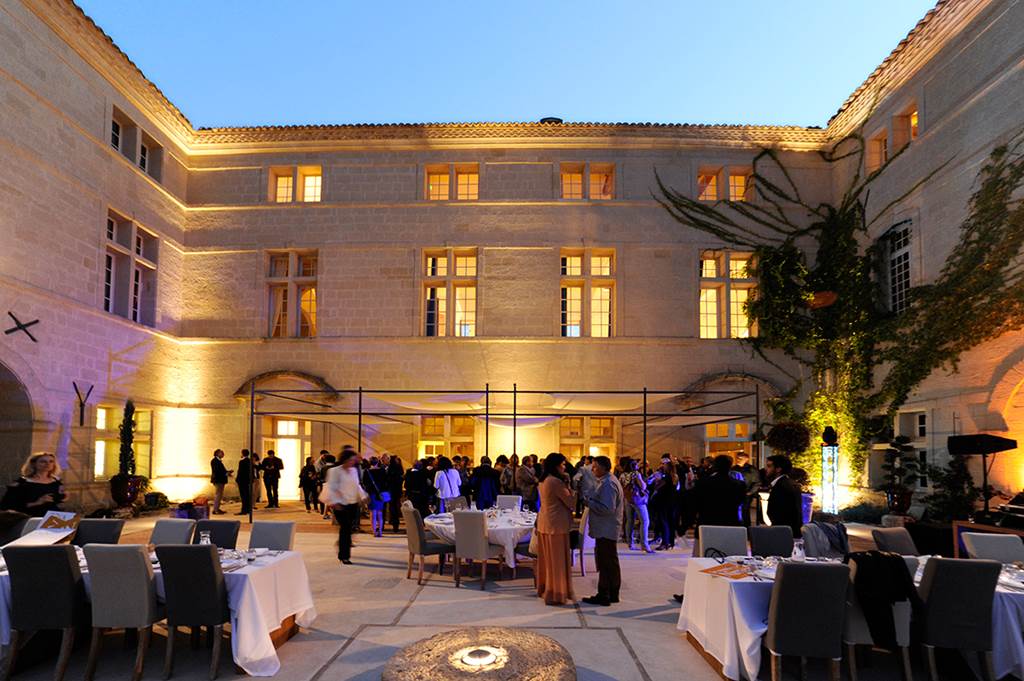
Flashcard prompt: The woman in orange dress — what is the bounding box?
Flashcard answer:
[535,452,576,605]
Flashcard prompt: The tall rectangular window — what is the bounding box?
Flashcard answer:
[94,405,151,480]
[275,174,293,203]
[103,253,114,313]
[728,173,750,202]
[301,172,322,202]
[130,267,142,322]
[454,286,476,337]
[425,252,448,277]
[110,120,121,150]
[560,285,582,337]
[589,165,614,200]
[591,255,612,276]
[700,250,754,338]
[698,173,718,201]
[456,169,479,200]
[139,144,149,172]
[699,287,718,339]
[910,110,919,140]
[266,250,318,337]
[867,131,888,173]
[561,255,582,276]
[424,286,447,337]
[427,171,449,201]
[455,254,477,277]
[889,225,912,314]
[102,211,158,326]
[591,286,612,338]
[561,164,584,199]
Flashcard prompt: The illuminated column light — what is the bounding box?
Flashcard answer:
[821,426,840,514]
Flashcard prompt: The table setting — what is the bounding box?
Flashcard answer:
[424,508,537,568]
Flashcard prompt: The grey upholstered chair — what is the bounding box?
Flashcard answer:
[871,527,919,555]
[496,495,522,510]
[192,519,240,549]
[83,544,165,681]
[843,555,918,681]
[248,520,295,551]
[19,517,42,536]
[962,532,1024,563]
[3,545,88,681]
[749,526,795,557]
[150,519,196,545]
[917,557,1001,681]
[156,544,231,680]
[443,496,469,512]
[452,511,504,589]
[698,525,748,557]
[72,518,126,546]
[0,511,29,546]
[765,562,850,681]
[402,507,453,584]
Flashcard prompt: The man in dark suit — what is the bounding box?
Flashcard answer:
[235,449,253,516]
[209,449,232,515]
[695,454,747,527]
[262,449,284,508]
[765,454,803,537]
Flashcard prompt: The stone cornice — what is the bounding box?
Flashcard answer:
[826,0,993,140]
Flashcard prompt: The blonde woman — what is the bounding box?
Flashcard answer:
[0,452,65,516]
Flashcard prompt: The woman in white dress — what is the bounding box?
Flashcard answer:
[434,456,463,512]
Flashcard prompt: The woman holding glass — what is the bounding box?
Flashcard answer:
[535,452,575,606]
[1,452,65,516]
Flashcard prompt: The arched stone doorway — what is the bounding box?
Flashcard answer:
[0,361,34,485]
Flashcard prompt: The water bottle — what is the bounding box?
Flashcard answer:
[199,530,212,545]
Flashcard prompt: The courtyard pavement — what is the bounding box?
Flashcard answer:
[6,504,945,681]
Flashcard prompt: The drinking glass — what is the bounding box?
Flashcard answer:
[199,530,212,545]
[792,539,805,561]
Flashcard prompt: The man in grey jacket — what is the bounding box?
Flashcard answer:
[581,455,624,606]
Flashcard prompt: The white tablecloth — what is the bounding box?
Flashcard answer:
[0,548,316,677]
[679,556,1024,681]
[424,510,535,568]
[677,558,772,681]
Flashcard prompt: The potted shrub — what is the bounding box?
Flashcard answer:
[109,400,147,507]
[875,436,921,515]
[765,421,811,456]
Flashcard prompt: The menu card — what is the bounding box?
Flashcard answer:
[700,562,753,580]
[4,511,80,547]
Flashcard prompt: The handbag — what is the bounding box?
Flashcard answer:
[380,491,392,503]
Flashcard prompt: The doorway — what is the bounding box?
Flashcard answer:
[0,362,33,486]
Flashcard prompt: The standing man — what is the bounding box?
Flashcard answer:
[209,449,231,515]
[320,448,366,564]
[581,455,624,607]
[765,454,804,537]
[235,449,253,516]
[262,449,284,508]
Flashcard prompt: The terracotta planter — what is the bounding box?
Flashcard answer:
[110,474,146,507]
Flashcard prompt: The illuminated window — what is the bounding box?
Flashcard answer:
[267,250,318,337]
[94,405,151,480]
[909,110,919,140]
[561,164,584,199]
[451,416,475,436]
[589,165,614,200]
[300,168,322,202]
[456,170,479,200]
[276,420,299,436]
[699,287,719,339]
[698,173,718,201]
[422,416,445,437]
[867,131,888,173]
[560,285,582,337]
[560,254,582,276]
[591,254,613,276]
[735,422,750,438]
[299,287,317,337]
[424,286,447,337]
[455,254,477,277]
[591,286,612,338]
[425,252,448,277]
[729,254,751,279]
[705,423,730,438]
[560,417,584,438]
[728,173,750,202]
[729,288,750,339]
[701,255,719,278]
[274,173,293,203]
[427,169,450,201]
[454,286,476,337]
[591,417,613,439]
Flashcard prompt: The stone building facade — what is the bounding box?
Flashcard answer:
[0,0,1021,507]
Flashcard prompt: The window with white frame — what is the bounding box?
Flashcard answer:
[266,250,318,337]
[699,250,755,339]
[560,162,615,200]
[422,248,477,337]
[887,221,912,314]
[102,210,158,326]
[424,163,479,201]
[559,248,615,337]
[268,166,322,203]
[560,163,584,200]
[94,405,152,480]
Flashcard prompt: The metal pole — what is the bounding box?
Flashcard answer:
[512,383,517,460]
[248,380,255,526]
[357,387,363,453]
[643,387,648,470]
[484,383,490,458]
[755,383,762,468]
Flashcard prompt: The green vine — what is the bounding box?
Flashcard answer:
[655,128,1024,494]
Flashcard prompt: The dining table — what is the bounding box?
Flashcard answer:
[0,546,317,677]
[423,508,536,568]
[677,555,1024,681]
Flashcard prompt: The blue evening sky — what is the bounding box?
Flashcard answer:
[76,1,937,129]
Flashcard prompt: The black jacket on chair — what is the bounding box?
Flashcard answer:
[767,475,803,537]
